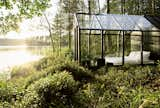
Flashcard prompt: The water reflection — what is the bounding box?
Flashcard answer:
[0,46,48,80]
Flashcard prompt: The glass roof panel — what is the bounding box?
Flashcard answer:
[130,15,158,31]
[97,14,122,30]
[77,14,101,29]
[76,13,160,31]
[112,14,141,31]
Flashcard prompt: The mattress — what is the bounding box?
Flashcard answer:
[105,51,154,65]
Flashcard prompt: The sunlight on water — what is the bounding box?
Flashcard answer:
[0,48,43,80]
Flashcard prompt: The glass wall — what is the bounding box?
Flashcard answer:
[75,13,160,65]
[104,31,121,57]
[144,32,160,61]
[80,30,102,62]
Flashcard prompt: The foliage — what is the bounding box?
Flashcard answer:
[11,63,37,79]
[0,54,160,108]
[93,65,160,108]
[24,54,94,89]
[15,72,78,108]
[0,0,51,34]
[101,0,160,15]
[53,0,85,49]
[1,0,160,107]
[0,81,24,104]
[58,60,93,82]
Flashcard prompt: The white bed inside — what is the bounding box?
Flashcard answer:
[105,51,154,65]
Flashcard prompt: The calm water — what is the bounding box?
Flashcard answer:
[0,45,48,80]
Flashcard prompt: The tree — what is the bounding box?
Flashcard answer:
[101,0,160,15]
[155,0,160,15]
[0,0,51,34]
[52,12,65,53]
[43,13,54,53]
[125,0,159,15]
[58,0,84,50]
[87,0,100,14]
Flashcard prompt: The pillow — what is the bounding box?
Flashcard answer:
[129,51,140,58]
[129,51,135,57]
[143,51,150,60]
[129,51,150,60]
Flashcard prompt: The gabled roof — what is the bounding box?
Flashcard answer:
[75,13,160,31]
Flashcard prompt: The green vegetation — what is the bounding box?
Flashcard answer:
[0,0,51,34]
[0,53,159,108]
[0,0,160,108]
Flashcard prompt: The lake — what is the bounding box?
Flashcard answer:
[0,45,48,80]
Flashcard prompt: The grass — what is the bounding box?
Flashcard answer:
[0,52,159,108]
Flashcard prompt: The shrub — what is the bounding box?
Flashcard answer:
[0,81,16,102]
[1,53,159,108]
[11,63,37,79]
[0,101,12,108]
[93,65,160,108]
[74,83,108,108]
[34,56,54,71]
[56,60,94,82]
[24,57,94,89]
[0,81,24,104]
[16,72,78,108]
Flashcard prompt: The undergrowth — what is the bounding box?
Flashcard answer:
[0,53,160,108]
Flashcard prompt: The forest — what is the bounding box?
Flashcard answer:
[0,0,160,108]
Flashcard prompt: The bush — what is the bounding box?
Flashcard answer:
[0,81,24,104]
[56,60,94,82]
[16,72,78,108]
[1,54,159,108]
[24,57,94,89]
[0,101,12,108]
[11,63,37,79]
[34,56,54,71]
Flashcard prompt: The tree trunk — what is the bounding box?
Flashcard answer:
[44,13,54,53]
[121,0,125,14]
[107,0,110,13]
[88,0,91,14]
[68,12,71,50]
[106,0,111,53]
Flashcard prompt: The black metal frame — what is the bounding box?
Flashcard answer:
[74,13,160,65]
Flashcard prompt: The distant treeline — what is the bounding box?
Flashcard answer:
[0,39,50,46]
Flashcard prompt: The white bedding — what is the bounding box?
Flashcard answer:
[105,51,154,65]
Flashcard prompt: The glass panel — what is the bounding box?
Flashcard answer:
[124,32,132,65]
[90,30,102,58]
[104,31,120,55]
[131,15,158,31]
[77,14,101,29]
[104,31,123,65]
[112,14,141,31]
[130,31,142,64]
[76,14,159,31]
[144,32,160,61]
[80,30,102,66]
[97,14,122,30]
[81,30,89,61]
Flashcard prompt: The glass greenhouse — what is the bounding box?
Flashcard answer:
[74,13,160,66]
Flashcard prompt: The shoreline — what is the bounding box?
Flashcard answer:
[0,56,43,81]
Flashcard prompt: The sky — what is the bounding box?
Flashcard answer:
[1,0,105,39]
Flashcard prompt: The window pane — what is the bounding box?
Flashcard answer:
[97,14,121,30]
[77,14,101,29]
[112,14,141,31]
[130,15,158,31]
[76,14,159,31]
